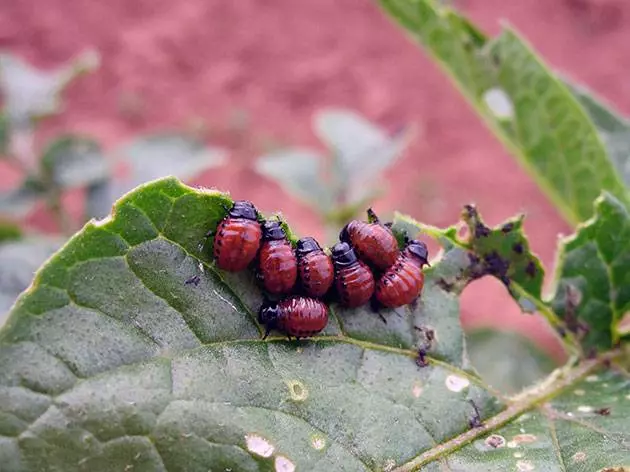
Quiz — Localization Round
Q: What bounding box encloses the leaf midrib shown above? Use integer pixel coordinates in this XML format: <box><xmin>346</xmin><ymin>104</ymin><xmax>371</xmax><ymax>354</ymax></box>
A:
<box><xmin>392</xmin><ymin>352</ymin><xmax>622</xmax><ymax>472</ymax></box>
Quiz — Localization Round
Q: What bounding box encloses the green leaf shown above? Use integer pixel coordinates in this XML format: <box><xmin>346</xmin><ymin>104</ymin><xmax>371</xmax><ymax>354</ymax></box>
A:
<box><xmin>377</xmin><ymin>0</ymin><xmax>630</xmax><ymax>224</ymax></box>
<box><xmin>397</xmin><ymin>366</ymin><xmax>630</xmax><ymax>471</ymax></box>
<box><xmin>254</xmin><ymin>149</ymin><xmax>333</xmax><ymax>213</ymax></box>
<box><xmin>314</xmin><ymin>109</ymin><xmax>413</xmax><ymax>204</ymax></box>
<box><xmin>40</xmin><ymin>136</ymin><xmax>110</xmax><ymax>188</ymax></box>
<box><xmin>460</xmin><ymin>205</ymin><xmax>545</xmax><ymax>315</ymax></box>
<box><xmin>0</xmin><ymin>220</ymin><xmax>21</xmax><ymax>243</ymax></box>
<box><xmin>0</xmin><ymin>177</ymin><xmax>47</xmax><ymax>218</ymax></box>
<box><xmin>0</xmin><ymin>237</ymin><xmax>61</xmax><ymax>327</ymax></box>
<box><xmin>550</xmin><ymin>193</ymin><xmax>630</xmax><ymax>352</ymax></box>
<box><xmin>0</xmin><ymin>178</ymin><xmax>626</xmax><ymax>470</ymax></box>
<box><xmin>0</xmin><ymin>113</ymin><xmax>9</xmax><ymax>155</ymax></box>
<box><xmin>0</xmin><ymin>51</ymin><xmax>99</xmax><ymax>128</ymax></box>
<box><xmin>466</xmin><ymin>329</ymin><xmax>556</xmax><ymax>394</ymax></box>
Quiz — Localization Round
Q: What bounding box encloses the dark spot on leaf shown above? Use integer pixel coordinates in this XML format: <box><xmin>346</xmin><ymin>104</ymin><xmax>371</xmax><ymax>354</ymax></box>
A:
<box><xmin>485</xmin><ymin>435</ymin><xmax>505</xmax><ymax>448</ymax></box>
<box><xmin>595</xmin><ymin>407</ymin><xmax>611</xmax><ymax>416</ymax></box>
<box><xmin>501</xmin><ymin>222</ymin><xmax>514</xmax><ymax>233</ymax></box>
<box><xmin>437</xmin><ymin>278</ymin><xmax>455</xmax><ymax>292</ymax></box>
<box><xmin>185</xmin><ymin>275</ymin><xmax>201</xmax><ymax>286</ymax></box>
<box><xmin>468</xmin><ymin>399</ymin><xmax>484</xmax><ymax>429</ymax></box>
<box><xmin>525</xmin><ymin>260</ymin><xmax>537</xmax><ymax>277</ymax></box>
<box><xmin>463</xmin><ymin>204</ymin><xmax>477</xmax><ymax>219</ymax></box>
<box><xmin>475</xmin><ymin>223</ymin><xmax>490</xmax><ymax>238</ymax></box>
<box><xmin>512</xmin><ymin>243</ymin><xmax>524</xmax><ymax>254</ymax></box>
<box><xmin>415</xmin><ymin>348</ymin><xmax>429</xmax><ymax>368</ymax></box>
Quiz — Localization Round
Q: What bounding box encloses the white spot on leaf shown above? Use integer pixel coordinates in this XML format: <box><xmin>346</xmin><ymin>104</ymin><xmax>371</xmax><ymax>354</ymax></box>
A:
<box><xmin>574</xmin><ymin>389</ymin><xmax>585</xmax><ymax>396</ymax></box>
<box><xmin>572</xmin><ymin>451</ymin><xmax>587</xmax><ymax>462</ymax></box>
<box><xmin>383</xmin><ymin>459</ymin><xmax>396</xmax><ymax>471</ymax></box>
<box><xmin>516</xmin><ymin>459</ymin><xmax>535</xmax><ymax>471</ymax></box>
<box><xmin>445</xmin><ymin>375</ymin><xmax>470</xmax><ymax>392</ymax></box>
<box><xmin>585</xmin><ymin>375</ymin><xmax>599</xmax><ymax>382</ymax></box>
<box><xmin>245</xmin><ymin>434</ymin><xmax>275</xmax><ymax>457</ymax></box>
<box><xmin>507</xmin><ymin>441</ymin><xmax>518</xmax><ymax>449</ymax></box>
<box><xmin>286</xmin><ymin>380</ymin><xmax>308</xmax><ymax>402</ymax></box>
<box><xmin>483</xmin><ymin>88</ymin><xmax>514</xmax><ymax>119</ymax></box>
<box><xmin>513</xmin><ymin>452</ymin><xmax>524</xmax><ymax>458</ymax></box>
<box><xmin>512</xmin><ymin>434</ymin><xmax>538</xmax><ymax>445</ymax></box>
<box><xmin>412</xmin><ymin>382</ymin><xmax>423</xmax><ymax>398</ymax></box>
<box><xmin>274</xmin><ymin>456</ymin><xmax>295</xmax><ymax>472</ymax></box>
<box><xmin>311</xmin><ymin>434</ymin><xmax>326</xmax><ymax>450</ymax></box>
<box><xmin>577</xmin><ymin>405</ymin><xmax>593</xmax><ymax>413</ymax></box>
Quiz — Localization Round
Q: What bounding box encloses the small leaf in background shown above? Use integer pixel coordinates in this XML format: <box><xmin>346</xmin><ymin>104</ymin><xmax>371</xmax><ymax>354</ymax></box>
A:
<box><xmin>115</xmin><ymin>133</ymin><xmax>227</xmax><ymax>191</ymax></box>
<box><xmin>0</xmin><ymin>50</ymin><xmax>99</xmax><ymax>128</ymax></box>
<box><xmin>0</xmin><ymin>237</ymin><xmax>61</xmax><ymax>326</ymax></box>
<box><xmin>314</xmin><ymin>108</ymin><xmax>413</xmax><ymax>204</ymax></box>
<box><xmin>466</xmin><ymin>328</ymin><xmax>556</xmax><ymax>394</ymax></box>
<box><xmin>255</xmin><ymin>149</ymin><xmax>333</xmax><ymax>213</ymax></box>
<box><xmin>0</xmin><ymin>220</ymin><xmax>21</xmax><ymax>243</ymax></box>
<box><xmin>0</xmin><ymin>176</ymin><xmax>47</xmax><ymax>218</ymax></box>
<box><xmin>0</xmin><ymin>113</ymin><xmax>9</xmax><ymax>155</ymax></box>
<box><xmin>84</xmin><ymin>180</ymin><xmax>114</xmax><ymax>220</ymax></box>
<box><xmin>550</xmin><ymin>192</ymin><xmax>630</xmax><ymax>351</ymax></box>
<box><xmin>40</xmin><ymin>135</ymin><xmax>110</xmax><ymax>188</ymax></box>
<box><xmin>377</xmin><ymin>0</ymin><xmax>630</xmax><ymax>224</ymax></box>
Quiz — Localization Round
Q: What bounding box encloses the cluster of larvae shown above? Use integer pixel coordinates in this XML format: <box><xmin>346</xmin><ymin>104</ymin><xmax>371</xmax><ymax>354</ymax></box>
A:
<box><xmin>211</xmin><ymin>201</ymin><xmax>429</xmax><ymax>339</ymax></box>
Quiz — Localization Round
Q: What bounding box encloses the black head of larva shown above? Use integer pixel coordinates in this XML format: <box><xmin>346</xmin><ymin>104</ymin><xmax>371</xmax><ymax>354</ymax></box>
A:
<box><xmin>229</xmin><ymin>200</ymin><xmax>258</xmax><ymax>221</ymax></box>
<box><xmin>258</xmin><ymin>300</ymin><xmax>279</xmax><ymax>325</ymax></box>
<box><xmin>296</xmin><ymin>237</ymin><xmax>322</xmax><ymax>257</ymax></box>
<box><xmin>262</xmin><ymin>221</ymin><xmax>287</xmax><ymax>241</ymax></box>
<box><xmin>331</xmin><ymin>242</ymin><xmax>358</xmax><ymax>267</ymax></box>
<box><xmin>258</xmin><ymin>300</ymin><xmax>280</xmax><ymax>339</ymax></box>
<box><xmin>407</xmin><ymin>240</ymin><xmax>429</xmax><ymax>266</ymax></box>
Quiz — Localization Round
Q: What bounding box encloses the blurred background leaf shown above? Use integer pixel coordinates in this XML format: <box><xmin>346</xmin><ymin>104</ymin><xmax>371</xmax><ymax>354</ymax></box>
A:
<box><xmin>254</xmin><ymin>149</ymin><xmax>332</xmax><ymax>213</ymax></box>
<box><xmin>466</xmin><ymin>328</ymin><xmax>556</xmax><ymax>394</ymax></box>
<box><xmin>115</xmin><ymin>133</ymin><xmax>227</xmax><ymax>189</ymax></box>
<box><xmin>0</xmin><ymin>176</ymin><xmax>47</xmax><ymax>217</ymax></box>
<box><xmin>82</xmin><ymin>133</ymin><xmax>229</xmax><ymax>219</ymax></box>
<box><xmin>40</xmin><ymin>135</ymin><xmax>110</xmax><ymax>188</ymax></box>
<box><xmin>0</xmin><ymin>50</ymin><xmax>99</xmax><ymax>129</ymax></box>
<box><xmin>255</xmin><ymin>108</ymin><xmax>413</xmax><ymax>235</ymax></box>
<box><xmin>314</xmin><ymin>108</ymin><xmax>414</xmax><ymax>204</ymax></box>
<box><xmin>0</xmin><ymin>237</ymin><xmax>62</xmax><ymax>326</ymax></box>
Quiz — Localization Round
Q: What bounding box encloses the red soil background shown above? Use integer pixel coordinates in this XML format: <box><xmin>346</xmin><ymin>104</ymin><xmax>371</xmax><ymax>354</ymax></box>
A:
<box><xmin>2</xmin><ymin>0</ymin><xmax>630</xmax><ymax>360</ymax></box>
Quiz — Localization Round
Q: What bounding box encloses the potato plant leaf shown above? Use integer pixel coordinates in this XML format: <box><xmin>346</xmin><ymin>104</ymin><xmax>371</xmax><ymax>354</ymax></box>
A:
<box><xmin>550</xmin><ymin>193</ymin><xmax>630</xmax><ymax>352</ymax></box>
<box><xmin>466</xmin><ymin>329</ymin><xmax>556</xmax><ymax>395</ymax></box>
<box><xmin>377</xmin><ymin>0</ymin><xmax>630</xmax><ymax>224</ymax></box>
<box><xmin>0</xmin><ymin>178</ymin><xmax>626</xmax><ymax>471</ymax></box>
<box><xmin>40</xmin><ymin>135</ymin><xmax>110</xmax><ymax>188</ymax></box>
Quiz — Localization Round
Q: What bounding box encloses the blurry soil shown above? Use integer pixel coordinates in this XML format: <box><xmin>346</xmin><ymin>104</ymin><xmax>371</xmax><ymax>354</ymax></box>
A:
<box><xmin>2</xmin><ymin>0</ymin><xmax>630</xmax><ymax>359</ymax></box>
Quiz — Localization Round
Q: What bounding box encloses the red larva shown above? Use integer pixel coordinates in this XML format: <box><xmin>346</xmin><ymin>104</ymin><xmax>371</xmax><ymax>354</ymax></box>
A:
<box><xmin>332</xmin><ymin>242</ymin><xmax>375</xmax><ymax>308</ymax></box>
<box><xmin>296</xmin><ymin>237</ymin><xmax>334</xmax><ymax>298</ymax></box>
<box><xmin>257</xmin><ymin>221</ymin><xmax>298</xmax><ymax>295</ymax></box>
<box><xmin>339</xmin><ymin>208</ymin><xmax>398</xmax><ymax>270</ymax></box>
<box><xmin>376</xmin><ymin>240</ymin><xmax>429</xmax><ymax>308</ymax></box>
<box><xmin>213</xmin><ymin>200</ymin><xmax>262</xmax><ymax>272</ymax></box>
<box><xmin>258</xmin><ymin>296</ymin><xmax>329</xmax><ymax>339</ymax></box>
